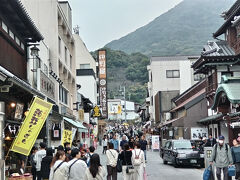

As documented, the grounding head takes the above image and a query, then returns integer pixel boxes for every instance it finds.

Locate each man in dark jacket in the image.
[40,148,53,180]
[140,135,148,161]
[205,134,217,147]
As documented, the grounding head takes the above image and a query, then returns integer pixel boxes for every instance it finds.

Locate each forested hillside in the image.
[105,0,234,56]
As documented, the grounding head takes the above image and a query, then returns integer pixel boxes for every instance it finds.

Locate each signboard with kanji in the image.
[11,97,53,156]
[61,129,73,147]
[98,50,108,118]
[93,106,101,117]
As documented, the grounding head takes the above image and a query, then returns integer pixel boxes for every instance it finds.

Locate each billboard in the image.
[98,50,108,118]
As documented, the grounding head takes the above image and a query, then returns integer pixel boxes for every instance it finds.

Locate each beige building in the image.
[147,56,201,124]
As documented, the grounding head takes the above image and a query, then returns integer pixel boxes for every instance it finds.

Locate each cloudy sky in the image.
[68,0,182,51]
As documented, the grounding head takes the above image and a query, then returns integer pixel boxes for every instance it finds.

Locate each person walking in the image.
[231,139,240,179]
[106,142,118,180]
[120,135,128,151]
[210,135,233,180]
[118,144,134,180]
[94,137,98,150]
[205,134,217,147]
[110,135,119,152]
[30,146,38,180]
[103,135,108,154]
[132,142,146,180]
[49,150,68,180]
[84,154,106,180]
[34,142,47,180]
[68,148,87,180]
[41,148,53,180]
[87,146,96,167]
[65,147,72,162]
[139,136,148,162]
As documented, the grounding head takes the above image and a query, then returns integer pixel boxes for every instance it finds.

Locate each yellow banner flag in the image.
[61,129,72,147]
[11,97,53,156]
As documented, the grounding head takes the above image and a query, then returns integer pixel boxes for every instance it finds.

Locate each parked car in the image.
[160,139,204,168]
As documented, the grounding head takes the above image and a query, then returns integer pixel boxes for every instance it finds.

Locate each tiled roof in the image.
[151,56,198,62]
[212,76,240,110]
[198,114,223,123]
[202,41,235,57]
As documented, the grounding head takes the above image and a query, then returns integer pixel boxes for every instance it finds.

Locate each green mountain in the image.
[105,0,235,56]
[91,48,148,104]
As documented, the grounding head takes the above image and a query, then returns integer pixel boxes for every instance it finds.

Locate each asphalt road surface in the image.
[96,146,204,180]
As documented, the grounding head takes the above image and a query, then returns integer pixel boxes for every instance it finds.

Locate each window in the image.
[194,74,205,81]
[221,72,233,77]
[59,85,68,105]
[15,37,20,46]
[80,64,90,69]
[65,47,67,64]
[9,30,14,39]
[1,21,8,32]
[166,70,180,78]
[20,42,25,50]
[70,55,72,69]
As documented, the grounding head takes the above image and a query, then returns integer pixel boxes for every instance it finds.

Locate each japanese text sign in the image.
[11,97,53,156]
[61,129,72,147]
[98,50,108,118]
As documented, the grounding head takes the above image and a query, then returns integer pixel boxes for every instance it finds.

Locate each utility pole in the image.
[0,102,5,180]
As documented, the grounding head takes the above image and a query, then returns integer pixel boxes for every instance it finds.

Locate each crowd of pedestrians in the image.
[28,131,148,180]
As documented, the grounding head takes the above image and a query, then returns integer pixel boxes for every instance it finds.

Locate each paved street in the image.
[96,146,204,180]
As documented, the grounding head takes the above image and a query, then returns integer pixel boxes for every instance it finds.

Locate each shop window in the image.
[166,70,180,78]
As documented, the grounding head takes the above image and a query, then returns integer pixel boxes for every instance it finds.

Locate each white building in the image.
[74,34,98,105]
[108,99,139,121]
[147,56,202,124]
[21,0,90,147]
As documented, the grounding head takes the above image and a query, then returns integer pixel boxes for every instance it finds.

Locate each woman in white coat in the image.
[49,150,68,180]
[132,142,146,180]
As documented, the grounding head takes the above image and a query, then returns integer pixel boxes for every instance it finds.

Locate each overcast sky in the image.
[68,0,182,51]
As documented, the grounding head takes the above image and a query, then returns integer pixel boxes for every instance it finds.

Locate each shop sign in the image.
[93,106,101,117]
[61,129,72,147]
[98,50,108,118]
[79,109,84,121]
[191,127,208,140]
[230,122,240,128]
[152,135,160,150]
[14,103,24,120]
[39,71,55,99]
[11,97,53,156]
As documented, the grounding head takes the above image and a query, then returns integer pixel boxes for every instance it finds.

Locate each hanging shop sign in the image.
[61,129,73,147]
[51,123,61,140]
[79,109,84,121]
[191,127,208,140]
[14,103,24,120]
[11,97,53,156]
[93,106,101,117]
[98,50,108,119]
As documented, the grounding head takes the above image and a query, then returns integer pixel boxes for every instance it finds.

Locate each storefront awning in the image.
[159,117,182,128]
[63,117,88,132]
[212,76,240,110]
[198,114,223,124]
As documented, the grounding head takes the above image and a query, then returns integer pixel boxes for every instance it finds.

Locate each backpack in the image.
[213,143,228,161]
[133,150,142,166]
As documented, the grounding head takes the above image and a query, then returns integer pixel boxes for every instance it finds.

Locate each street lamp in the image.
[30,45,39,57]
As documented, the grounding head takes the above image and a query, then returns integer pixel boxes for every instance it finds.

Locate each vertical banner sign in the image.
[152,135,160,150]
[98,50,108,119]
[61,129,73,147]
[11,97,53,156]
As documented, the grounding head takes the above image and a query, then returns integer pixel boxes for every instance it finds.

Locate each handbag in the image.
[124,151,135,174]
[228,165,236,176]
[117,159,122,172]
[203,165,213,180]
